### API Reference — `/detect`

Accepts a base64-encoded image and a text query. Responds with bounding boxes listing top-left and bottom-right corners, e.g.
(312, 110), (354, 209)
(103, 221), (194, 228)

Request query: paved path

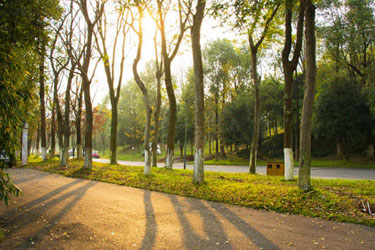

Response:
(94, 159), (375, 180)
(0, 168), (374, 250)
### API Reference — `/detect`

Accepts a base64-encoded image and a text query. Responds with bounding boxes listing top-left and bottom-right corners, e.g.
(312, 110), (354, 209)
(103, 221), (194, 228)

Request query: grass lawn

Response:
(23, 158), (375, 227)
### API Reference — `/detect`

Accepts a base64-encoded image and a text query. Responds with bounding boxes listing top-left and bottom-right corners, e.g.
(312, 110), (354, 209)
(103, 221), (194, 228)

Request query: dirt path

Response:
(1, 168), (374, 250)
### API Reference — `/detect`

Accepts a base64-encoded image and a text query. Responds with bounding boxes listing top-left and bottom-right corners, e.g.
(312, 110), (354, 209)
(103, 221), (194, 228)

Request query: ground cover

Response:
(22, 158), (375, 227)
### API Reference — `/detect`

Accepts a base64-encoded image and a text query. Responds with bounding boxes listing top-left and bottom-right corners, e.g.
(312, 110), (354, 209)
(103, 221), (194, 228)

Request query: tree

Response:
(156, 0), (191, 169)
(261, 78), (284, 138)
(0, 0), (61, 204)
(282, 0), (305, 180)
(298, 0), (316, 190)
(131, 2), (153, 175)
(204, 39), (237, 160)
(212, 0), (281, 173)
(320, 0), (375, 158)
(190, 0), (206, 184)
(39, 37), (47, 161)
(95, 2), (130, 165)
(49, 13), (70, 158)
(70, 0), (104, 169)
(314, 80), (370, 157)
(151, 32), (164, 167)
(221, 89), (254, 148)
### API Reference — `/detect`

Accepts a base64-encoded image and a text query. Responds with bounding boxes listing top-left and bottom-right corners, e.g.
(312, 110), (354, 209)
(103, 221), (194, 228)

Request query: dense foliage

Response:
(0, 0), (60, 204)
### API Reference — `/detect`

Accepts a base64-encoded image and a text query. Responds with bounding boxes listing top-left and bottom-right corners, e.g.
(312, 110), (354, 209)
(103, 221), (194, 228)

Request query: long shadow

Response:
(169, 195), (202, 249)
(29, 181), (96, 244)
(2, 180), (92, 236)
(187, 199), (232, 249)
(140, 190), (157, 250)
(209, 202), (280, 250)
(0, 178), (83, 219)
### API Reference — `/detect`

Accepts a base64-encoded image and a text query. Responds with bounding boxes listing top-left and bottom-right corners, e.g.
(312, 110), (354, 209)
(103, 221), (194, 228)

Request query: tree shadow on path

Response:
(141, 190), (157, 250)
(0, 179), (96, 248)
(209, 202), (280, 250)
(169, 195), (233, 249)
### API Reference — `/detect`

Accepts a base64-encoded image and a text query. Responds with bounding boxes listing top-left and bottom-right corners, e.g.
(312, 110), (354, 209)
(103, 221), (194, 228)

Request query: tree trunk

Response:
(110, 100), (118, 164)
(367, 130), (374, 158)
(192, 0), (206, 183)
(282, 0), (305, 180)
(336, 137), (343, 157)
(36, 124), (40, 154)
(77, 0), (104, 169)
(157, 0), (187, 169)
(22, 122), (28, 166)
(51, 102), (56, 157)
(249, 47), (260, 174)
(83, 77), (93, 169)
(61, 64), (75, 167)
(283, 69), (294, 179)
(39, 40), (47, 161)
(294, 69), (300, 161)
(215, 98), (219, 161)
(208, 124), (212, 156)
(76, 86), (83, 160)
(152, 62), (162, 167)
(298, 0), (316, 191)
(180, 141), (184, 157)
(163, 62), (176, 169)
(133, 6), (152, 175)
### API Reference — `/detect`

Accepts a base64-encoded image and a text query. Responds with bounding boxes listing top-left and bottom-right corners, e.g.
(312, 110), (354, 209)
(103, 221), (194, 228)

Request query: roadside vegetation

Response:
(24, 158), (375, 227)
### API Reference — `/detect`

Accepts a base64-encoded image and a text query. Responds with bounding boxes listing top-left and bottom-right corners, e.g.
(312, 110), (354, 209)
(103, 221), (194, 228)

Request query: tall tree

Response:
(203, 39), (237, 160)
(156, 0), (191, 169)
(212, 0), (280, 173)
(282, 0), (305, 180)
(71, 0), (104, 169)
(39, 37), (47, 161)
(298, 0), (316, 190)
(131, 2), (153, 175)
(0, 0), (61, 204)
(191, 0), (206, 184)
(152, 31), (164, 167)
(95, 3), (130, 165)
(49, 10), (71, 161)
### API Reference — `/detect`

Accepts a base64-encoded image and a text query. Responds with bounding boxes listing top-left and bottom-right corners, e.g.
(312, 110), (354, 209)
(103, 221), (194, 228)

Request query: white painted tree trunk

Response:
(144, 150), (151, 175)
(84, 147), (92, 168)
(41, 147), (47, 161)
(165, 148), (174, 170)
(193, 148), (204, 182)
(22, 122), (28, 166)
(284, 148), (294, 180)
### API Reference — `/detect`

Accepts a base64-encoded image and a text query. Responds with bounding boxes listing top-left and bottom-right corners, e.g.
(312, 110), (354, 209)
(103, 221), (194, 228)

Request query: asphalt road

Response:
(94, 159), (375, 180)
(1, 168), (374, 250)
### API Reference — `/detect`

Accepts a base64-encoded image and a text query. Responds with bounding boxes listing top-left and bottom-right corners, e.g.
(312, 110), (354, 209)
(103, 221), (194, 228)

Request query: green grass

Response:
(204, 156), (375, 169)
(23, 158), (375, 227)
(99, 145), (375, 169)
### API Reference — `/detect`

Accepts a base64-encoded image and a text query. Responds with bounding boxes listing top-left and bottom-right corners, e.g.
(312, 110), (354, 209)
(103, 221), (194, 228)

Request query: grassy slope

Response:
(24, 158), (375, 227)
